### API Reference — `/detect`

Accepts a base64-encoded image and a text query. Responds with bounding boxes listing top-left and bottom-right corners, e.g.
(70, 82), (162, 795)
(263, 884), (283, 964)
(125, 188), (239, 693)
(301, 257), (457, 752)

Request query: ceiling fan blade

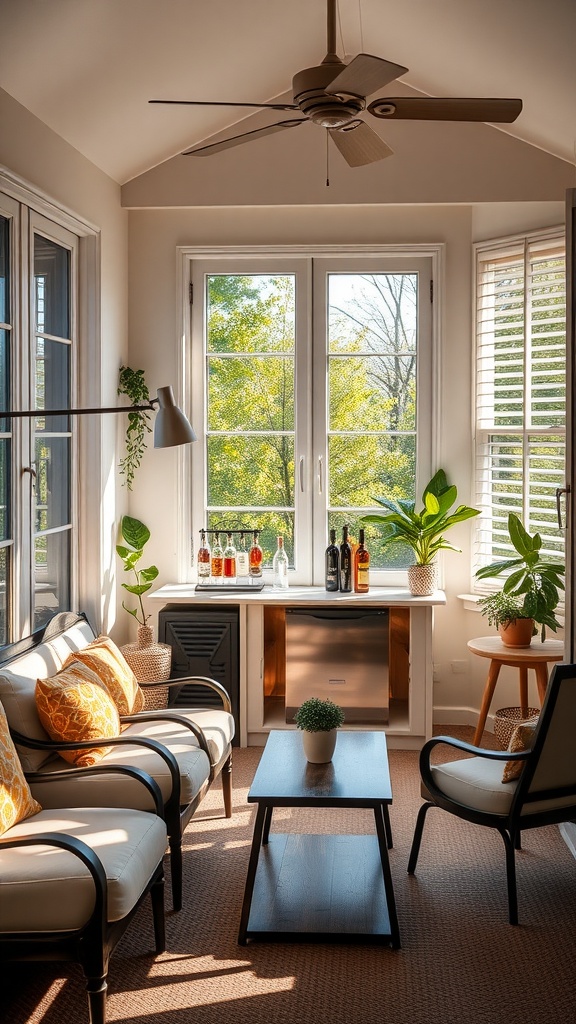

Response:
(329, 120), (394, 167)
(326, 54), (408, 99)
(368, 96), (523, 122)
(150, 98), (297, 111)
(182, 119), (306, 157)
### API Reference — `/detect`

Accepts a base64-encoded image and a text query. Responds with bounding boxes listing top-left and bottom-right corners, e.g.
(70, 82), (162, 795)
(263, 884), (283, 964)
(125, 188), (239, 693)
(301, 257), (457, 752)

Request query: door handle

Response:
(299, 456), (305, 493)
(553, 485), (565, 528)
(318, 456), (323, 495)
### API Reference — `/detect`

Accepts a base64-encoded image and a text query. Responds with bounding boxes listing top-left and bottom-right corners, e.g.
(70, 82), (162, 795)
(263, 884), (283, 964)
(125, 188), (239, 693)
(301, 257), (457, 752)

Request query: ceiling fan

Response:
(149, 0), (522, 168)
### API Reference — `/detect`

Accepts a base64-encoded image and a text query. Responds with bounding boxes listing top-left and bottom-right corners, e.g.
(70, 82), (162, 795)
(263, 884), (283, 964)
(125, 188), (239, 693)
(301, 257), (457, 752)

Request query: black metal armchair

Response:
(408, 661), (576, 924)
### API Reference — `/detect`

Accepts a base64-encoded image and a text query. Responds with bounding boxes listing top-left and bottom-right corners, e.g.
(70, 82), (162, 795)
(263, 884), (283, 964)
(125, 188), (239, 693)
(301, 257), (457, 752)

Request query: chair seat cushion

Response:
(139, 708), (235, 765)
(0, 806), (167, 931)
(430, 757), (517, 815)
(35, 721), (212, 808)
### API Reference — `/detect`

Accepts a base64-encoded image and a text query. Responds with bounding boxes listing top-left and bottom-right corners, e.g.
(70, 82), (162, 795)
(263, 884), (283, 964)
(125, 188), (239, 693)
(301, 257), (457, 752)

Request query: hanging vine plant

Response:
(117, 365), (152, 489)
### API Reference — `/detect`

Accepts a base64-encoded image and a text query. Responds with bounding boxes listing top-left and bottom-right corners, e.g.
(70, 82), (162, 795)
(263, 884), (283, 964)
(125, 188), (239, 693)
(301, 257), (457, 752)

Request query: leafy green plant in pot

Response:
(362, 469), (480, 596)
(116, 515), (159, 646)
(294, 697), (345, 764)
(475, 512), (565, 646)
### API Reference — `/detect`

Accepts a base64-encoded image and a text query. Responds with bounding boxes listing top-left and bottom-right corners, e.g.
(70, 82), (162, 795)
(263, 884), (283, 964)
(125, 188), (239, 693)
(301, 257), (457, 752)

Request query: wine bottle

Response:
(272, 535), (289, 589)
(354, 527), (370, 593)
(197, 529), (211, 581)
(325, 528), (339, 591)
(249, 530), (263, 579)
(211, 531), (224, 583)
(339, 525), (352, 593)
(223, 532), (237, 580)
(236, 531), (249, 578)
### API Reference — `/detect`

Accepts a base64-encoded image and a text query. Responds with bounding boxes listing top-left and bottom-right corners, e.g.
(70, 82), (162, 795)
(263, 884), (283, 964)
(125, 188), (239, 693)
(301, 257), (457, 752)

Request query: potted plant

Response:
(293, 697), (345, 763)
(475, 512), (565, 646)
(362, 469), (480, 596)
(116, 513), (162, 650)
(476, 591), (535, 649)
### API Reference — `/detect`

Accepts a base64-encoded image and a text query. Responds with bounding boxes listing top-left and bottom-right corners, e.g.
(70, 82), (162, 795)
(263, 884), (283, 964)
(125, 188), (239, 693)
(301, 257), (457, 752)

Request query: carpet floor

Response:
(5, 731), (576, 1024)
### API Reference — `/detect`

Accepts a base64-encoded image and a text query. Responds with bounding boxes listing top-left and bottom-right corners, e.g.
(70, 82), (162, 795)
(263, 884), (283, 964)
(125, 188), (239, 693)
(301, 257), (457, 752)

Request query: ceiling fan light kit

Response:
(150, 0), (522, 169)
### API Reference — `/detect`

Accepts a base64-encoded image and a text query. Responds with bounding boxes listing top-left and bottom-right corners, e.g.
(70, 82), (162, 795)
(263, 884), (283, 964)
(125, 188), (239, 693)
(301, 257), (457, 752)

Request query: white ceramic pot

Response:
(301, 728), (338, 763)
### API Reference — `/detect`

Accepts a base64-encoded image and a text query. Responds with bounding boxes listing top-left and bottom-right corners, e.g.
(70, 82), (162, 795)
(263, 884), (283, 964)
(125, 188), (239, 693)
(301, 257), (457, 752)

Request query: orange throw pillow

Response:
(35, 663), (120, 767)
(0, 704), (41, 836)
(63, 635), (145, 715)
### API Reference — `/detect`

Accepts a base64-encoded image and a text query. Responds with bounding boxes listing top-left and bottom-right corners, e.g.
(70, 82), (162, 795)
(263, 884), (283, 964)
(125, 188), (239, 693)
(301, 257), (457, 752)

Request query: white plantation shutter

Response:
(473, 229), (566, 589)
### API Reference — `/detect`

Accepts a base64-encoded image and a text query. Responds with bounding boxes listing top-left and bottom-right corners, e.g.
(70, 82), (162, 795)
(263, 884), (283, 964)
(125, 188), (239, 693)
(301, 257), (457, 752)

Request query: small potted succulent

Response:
(362, 469), (480, 595)
(294, 697), (345, 763)
(475, 512), (565, 646)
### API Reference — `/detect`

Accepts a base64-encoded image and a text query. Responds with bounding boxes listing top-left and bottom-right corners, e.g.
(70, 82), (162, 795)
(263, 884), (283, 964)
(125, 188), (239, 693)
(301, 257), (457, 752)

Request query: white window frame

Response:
(177, 244), (443, 586)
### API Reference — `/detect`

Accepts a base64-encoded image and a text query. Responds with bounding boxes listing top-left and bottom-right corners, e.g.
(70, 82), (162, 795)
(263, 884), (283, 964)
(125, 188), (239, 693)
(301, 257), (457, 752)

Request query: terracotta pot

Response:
(407, 563), (438, 597)
(301, 729), (338, 764)
(498, 618), (535, 648)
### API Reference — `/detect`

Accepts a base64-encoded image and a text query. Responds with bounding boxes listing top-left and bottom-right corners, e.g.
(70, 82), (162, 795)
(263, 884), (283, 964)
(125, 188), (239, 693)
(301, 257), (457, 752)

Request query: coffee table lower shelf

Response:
(241, 831), (395, 945)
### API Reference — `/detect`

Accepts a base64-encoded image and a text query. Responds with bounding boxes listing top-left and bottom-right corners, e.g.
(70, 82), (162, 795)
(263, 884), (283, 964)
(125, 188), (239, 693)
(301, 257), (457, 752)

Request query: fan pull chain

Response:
(326, 131), (330, 187)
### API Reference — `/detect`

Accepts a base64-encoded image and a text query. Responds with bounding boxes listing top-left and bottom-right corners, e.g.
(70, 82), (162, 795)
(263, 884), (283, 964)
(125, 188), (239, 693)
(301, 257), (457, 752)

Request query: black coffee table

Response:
(238, 729), (400, 947)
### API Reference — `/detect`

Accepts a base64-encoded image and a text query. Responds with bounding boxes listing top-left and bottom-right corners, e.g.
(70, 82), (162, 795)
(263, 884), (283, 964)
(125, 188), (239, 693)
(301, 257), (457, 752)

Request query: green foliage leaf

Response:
(121, 515), (150, 551)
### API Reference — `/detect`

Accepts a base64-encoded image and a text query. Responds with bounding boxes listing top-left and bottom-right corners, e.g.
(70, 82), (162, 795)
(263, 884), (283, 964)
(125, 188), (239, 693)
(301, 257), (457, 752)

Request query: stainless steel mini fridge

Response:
(284, 607), (389, 723)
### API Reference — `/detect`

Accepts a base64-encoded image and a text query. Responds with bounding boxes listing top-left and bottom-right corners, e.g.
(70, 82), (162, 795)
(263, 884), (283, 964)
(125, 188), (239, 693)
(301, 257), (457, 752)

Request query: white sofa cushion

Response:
(140, 707), (235, 765)
(35, 722), (212, 808)
(0, 806), (167, 931)
(431, 757), (517, 815)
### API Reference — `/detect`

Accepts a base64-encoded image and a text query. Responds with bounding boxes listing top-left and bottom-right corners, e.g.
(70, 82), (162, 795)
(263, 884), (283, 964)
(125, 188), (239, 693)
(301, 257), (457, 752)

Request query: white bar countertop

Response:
(150, 584), (446, 607)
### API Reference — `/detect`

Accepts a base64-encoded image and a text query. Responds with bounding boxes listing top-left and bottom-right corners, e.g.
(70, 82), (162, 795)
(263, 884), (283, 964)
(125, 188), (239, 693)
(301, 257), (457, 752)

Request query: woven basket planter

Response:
(121, 625), (172, 710)
(494, 706), (540, 749)
(407, 563), (438, 596)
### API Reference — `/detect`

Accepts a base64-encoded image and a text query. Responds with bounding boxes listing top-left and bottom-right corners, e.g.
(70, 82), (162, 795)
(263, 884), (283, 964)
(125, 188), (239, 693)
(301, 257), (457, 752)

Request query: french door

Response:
(188, 250), (435, 586)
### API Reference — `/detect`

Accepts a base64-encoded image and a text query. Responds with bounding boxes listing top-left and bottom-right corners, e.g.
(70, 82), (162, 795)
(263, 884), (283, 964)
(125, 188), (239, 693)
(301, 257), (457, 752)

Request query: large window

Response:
(0, 193), (78, 643)
(473, 229), (566, 586)
(189, 251), (435, 585)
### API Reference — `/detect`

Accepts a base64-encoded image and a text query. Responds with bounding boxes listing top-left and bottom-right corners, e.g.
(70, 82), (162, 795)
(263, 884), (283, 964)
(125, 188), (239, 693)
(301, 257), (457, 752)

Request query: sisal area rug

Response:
(5, 733), (576, 1024)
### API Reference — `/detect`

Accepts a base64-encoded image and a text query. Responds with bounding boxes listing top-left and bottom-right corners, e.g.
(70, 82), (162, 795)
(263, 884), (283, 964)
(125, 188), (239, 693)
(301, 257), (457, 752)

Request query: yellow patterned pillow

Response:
(502, 717), (539, 783)
(35, 663), (120, 767)
(63, 635), (145, 715)
(0, 704), (41, 836)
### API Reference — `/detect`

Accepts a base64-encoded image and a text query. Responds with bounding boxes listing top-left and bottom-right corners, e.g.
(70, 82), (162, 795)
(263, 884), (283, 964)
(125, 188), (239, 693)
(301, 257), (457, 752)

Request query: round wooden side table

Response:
(467, 635), (564, 747)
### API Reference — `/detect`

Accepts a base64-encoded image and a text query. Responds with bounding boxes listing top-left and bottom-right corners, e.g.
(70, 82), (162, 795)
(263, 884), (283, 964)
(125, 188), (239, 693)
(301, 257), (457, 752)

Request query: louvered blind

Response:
(474, 231), (566, 587)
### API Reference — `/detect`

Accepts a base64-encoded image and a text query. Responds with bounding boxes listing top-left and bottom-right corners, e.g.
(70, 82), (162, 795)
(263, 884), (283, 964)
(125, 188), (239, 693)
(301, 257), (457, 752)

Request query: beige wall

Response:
(0, 87), (129, 634)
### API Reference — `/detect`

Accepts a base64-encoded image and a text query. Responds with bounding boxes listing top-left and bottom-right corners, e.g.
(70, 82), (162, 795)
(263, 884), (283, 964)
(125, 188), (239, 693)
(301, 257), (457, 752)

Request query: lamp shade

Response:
(153, 386), (197, 448)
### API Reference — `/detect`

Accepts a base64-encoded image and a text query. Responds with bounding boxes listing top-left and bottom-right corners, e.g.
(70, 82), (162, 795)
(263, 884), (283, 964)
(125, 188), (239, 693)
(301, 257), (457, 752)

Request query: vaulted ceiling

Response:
(1, 0), (574, 186)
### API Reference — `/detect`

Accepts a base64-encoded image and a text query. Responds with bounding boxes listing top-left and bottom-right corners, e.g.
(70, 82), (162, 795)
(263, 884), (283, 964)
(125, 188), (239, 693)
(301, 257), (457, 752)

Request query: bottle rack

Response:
(199, 528), (261, 535)
(195, 527), (265, 594)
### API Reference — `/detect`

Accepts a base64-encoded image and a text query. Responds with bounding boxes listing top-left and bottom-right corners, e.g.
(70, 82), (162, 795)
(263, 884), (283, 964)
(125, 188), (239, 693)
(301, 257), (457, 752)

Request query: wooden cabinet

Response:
(150, 586), (445, 749)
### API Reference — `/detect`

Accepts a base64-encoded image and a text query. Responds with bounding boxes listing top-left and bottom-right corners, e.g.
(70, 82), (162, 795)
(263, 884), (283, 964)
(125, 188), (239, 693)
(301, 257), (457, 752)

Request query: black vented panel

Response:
(158, 605), (240, 744)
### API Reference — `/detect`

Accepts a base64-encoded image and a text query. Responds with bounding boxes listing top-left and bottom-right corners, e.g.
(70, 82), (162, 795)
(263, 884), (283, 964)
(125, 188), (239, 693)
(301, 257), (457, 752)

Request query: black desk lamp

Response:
(1, 385), (196, 448)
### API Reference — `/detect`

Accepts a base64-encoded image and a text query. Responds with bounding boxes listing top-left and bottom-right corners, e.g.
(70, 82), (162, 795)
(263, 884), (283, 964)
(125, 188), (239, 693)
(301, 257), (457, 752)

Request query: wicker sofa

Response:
(0, 611), (235, 910)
